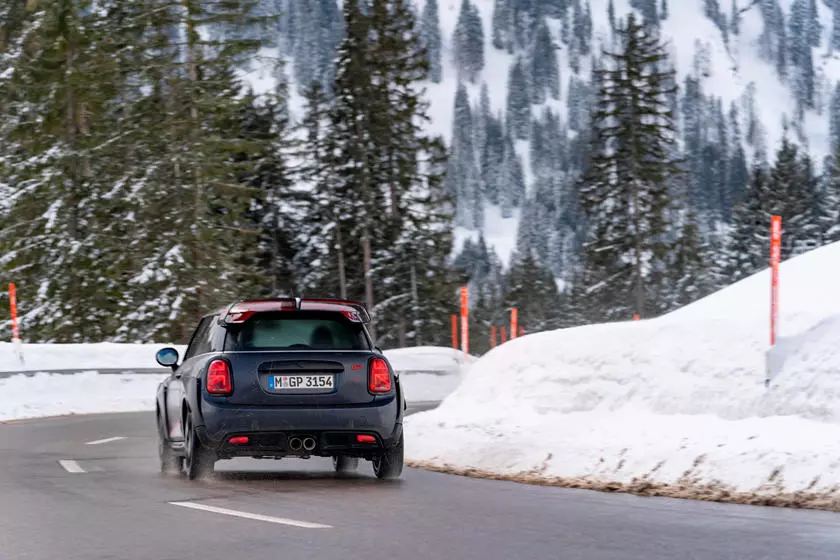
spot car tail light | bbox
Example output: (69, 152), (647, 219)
(368, 358), (392, 393)
(229, 436), (249, 445)
(207, 359), (232, 395)
(356, 434), (376, 443)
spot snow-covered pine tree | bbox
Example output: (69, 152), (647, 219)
(577, 13), (680, 321)
(770, 138), (821, 257)
(830, 82), (840, 149)
(530, 20), (560, 104)
(374, 0), (449, 343)
(453, 0), (485, 83)
(491, 0), (512, 51)
(420, 0), (443, 83)
(608, 0), (616, 29)
(450, 83), (482, 226)
(731, 0), (741, 35)
(664, 211), (714, 310)
(833, 0), (840, 51)
(506, 57), (531, 139)
(822, 143), (840, 242)
(503, 249), (562, 333)
(720, 162), (773, 282)
(727, 102), (749, 212)
(661, 0), (669, 20)
(807, 0), (822, 46)
(128, 0), (277, 341)
(499, 130), (526, 217)
(481, 111), (506, 204)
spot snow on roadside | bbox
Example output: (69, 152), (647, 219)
(405, 242), (840, 505)
(0, 371), (168, 422)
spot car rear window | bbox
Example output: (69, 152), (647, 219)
(224, 311), (369, 351)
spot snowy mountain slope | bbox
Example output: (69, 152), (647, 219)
(404, 240), (840, 500)
(242, 0), (840, 268)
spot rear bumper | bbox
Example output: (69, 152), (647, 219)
(194, 395), (401, 458)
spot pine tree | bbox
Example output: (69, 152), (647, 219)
(506, 57), (531, 140)
(530, 20), (560, 104)
(823, 143), (840, 242)
(833, 0), (840, 51)
(608, 0), (616, 29)
(830, 82), (840, 149)
(807, 0), (822, 46)
(500, 130), (526, 216)
(450, 83), (481, 227)
(503, 249), (562, 333)
(731, 0), (741, 35)
(661, 0), (669, 20)
(578, 14), (680, 321)
(420, 0), (443, 83)
(666, 211), (714, 309)
(770, 137), (821, 256)
(720, 163), (772, 282)
(727, 102), (749, 213)
(453, 0), (485, 83)
(491, 0), (511, 51)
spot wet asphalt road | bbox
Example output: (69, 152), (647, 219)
(2, 408), (840, 560)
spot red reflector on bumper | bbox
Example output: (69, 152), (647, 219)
(356, 435), (376, 443)
(229, 436), (249, 445)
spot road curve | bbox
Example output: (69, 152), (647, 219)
(2, 408), (840, 560)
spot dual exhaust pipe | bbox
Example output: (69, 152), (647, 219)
(288, 436), (316, 452)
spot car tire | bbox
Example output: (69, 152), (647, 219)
(372, 435), (403, 480)
(158, 414), (182, 475)
(333, 456), (359, 473)
(183, 413), (214, 480)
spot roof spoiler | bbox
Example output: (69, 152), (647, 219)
(218, 298), (372, 326)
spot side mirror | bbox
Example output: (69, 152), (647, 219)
(156, 347), (180, 371)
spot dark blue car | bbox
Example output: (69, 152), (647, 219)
(154, 298), (405, 480)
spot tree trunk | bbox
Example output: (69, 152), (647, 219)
(410, 259), (419, 346)
(362, 228), (375, 341)
(336, 222), (347, 299)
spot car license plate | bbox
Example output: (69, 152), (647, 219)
(268, 374), (334, 390)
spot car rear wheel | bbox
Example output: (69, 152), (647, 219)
(372, 435), (403, 480)
(332, 456), (359, 473)
(157, 414), (182, 475)
(183, 414), (215, 480)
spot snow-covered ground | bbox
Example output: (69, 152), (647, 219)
(0, 345), (470, 422)
(405, 242), (840, 505)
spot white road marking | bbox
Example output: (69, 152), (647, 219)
(85, 436), (126, 445)
(168, 501), (333, 529)
(58, 460), (86, 473)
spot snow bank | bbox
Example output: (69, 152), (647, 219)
(0, 371), (168, 422)
(0, 345), (469, 422)
(406, 242), (840, 501)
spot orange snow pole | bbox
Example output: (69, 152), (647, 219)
(519, 325), (525, 337)
(460, 286), (469, 354)
(500, 326), (507, 343)
(770, 216), (782, 346)
(490, 325), (497, 348)
(9, 283), (19, 341)
(451, 314), (458, 349)
(510, 308), (518, 339)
